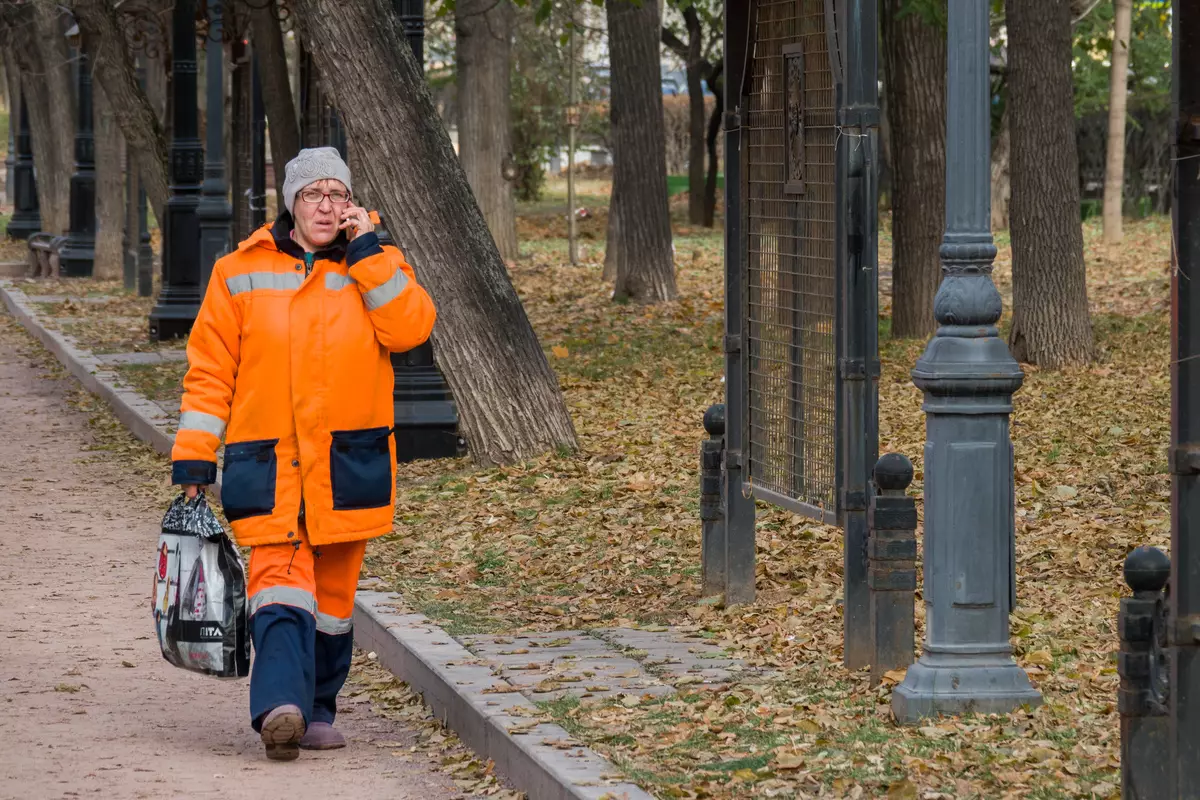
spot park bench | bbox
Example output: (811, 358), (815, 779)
(27, 233), (67, 278)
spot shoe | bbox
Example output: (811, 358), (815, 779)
(299, 721), (346, 750)
(260, 704), (306, 761)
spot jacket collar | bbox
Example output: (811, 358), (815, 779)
(239, 212), (349, 262)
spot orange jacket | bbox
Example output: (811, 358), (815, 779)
(171, 215), (436, 547)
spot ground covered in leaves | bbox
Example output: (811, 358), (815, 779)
(368, 211), (1171, 799)
(6, 192), (1171, 797)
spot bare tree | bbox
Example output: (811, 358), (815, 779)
(661, 12), (722, 227)
(607, 0), (676, 302)
(1008, 0), (1094, 367)
(1, 1), (75, 234)
(881, 0), (945, 338)
(455, 0), (518, 261)
(248, 0), (300, 211)
(92, 85), (124, 278)
(1102, 0), (1132, 244)
(68, 0), (169, 225)
(289, 0), (578, 465)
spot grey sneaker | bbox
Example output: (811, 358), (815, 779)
(260, 704), (306, 761)
(299, 721), (346, 750)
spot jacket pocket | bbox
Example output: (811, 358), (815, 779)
(221, 438), (279, 521)
(329, 426), (393, 511)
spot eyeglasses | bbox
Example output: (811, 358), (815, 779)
(298, 188), (351, 205)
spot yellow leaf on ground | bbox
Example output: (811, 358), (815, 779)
(1027, 649), (1054, 666)
(551, 345), (569, 358)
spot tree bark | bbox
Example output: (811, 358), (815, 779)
(68, 0), (169, 229)
(1008, 0), (1094, 367)
(881, 0), (945, 339)
(1102, 0), (1132, 244)
(248, 0), (300, 210)
(289, 0), (578, 466)
(92, 84), (123, 279)
(3, 1), (74, 234)
(990, 100), (1011, 232)
(455, 0), (518, 262)
(703, 60), (723, 228)
(607, 0), (676, 303)
(683, 8), (705, 226)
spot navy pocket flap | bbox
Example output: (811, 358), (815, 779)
(329, 427), (393, 511)
(221, 438), (279, 521)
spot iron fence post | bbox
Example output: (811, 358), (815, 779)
(838, 0), (881, 671)
(868, 453), (916, 686)
(723, 0), (755, 606)
(1170, 4), (1200, 791)
(1119, 546), (1170, 799)
(891, 0), (1041, 723)
(701, 404), (727, 597)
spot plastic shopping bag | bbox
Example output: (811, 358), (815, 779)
(152, 493), (250, 678)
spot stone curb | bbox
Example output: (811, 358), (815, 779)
(0, 281), (652, 800)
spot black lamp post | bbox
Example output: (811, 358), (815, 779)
(197, 0), (232, 301)
(59, 28), (97, 277)
(9, 91), (41, 240)
(149, 0), (204, 340)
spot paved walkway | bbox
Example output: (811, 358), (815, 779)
(0, 315), (459, 800)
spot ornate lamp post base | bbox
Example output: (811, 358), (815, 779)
(891, 0), (1040, 724)
(893, 652), (1042, 723)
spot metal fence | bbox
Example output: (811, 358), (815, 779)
(744, 0), (840, 522)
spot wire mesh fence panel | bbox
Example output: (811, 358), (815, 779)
(744, 0), (838, 518)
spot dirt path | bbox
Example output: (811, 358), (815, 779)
(0, 316), (460, 800)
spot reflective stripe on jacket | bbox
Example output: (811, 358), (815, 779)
(170, 213), (437, 547)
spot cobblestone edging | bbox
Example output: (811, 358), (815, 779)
(0, 281), (653, 800)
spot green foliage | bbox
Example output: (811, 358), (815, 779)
(897, 0), (948, 31)
(1072, 0), (1172, 116)
(509, 2), (610, 202)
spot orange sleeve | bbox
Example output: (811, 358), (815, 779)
(170, 259), (242, 485)
(345, 233), (437, 353)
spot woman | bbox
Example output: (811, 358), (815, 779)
(171, 147), (436, 760)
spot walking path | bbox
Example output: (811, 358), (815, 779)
(0, 315), (459, 800)
(0, 281), (768, 799)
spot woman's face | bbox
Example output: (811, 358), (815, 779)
(293, 178), (350, 250)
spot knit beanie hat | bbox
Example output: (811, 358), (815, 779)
(282, 146), (353, 216)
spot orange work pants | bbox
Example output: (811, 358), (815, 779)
(245, 522), (367, 730)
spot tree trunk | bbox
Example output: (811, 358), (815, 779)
(289, 0), (578, 466)
(683, 7), (705, 226)
(881, 0), (945, 339)
(603, 175), (619, 281)
(248, 0), (300, 211)
(1008, 0), (1094, 368)
(455, 0), (518, 261)
(1102, 0), (1132, 244)
(4, 2), (74, 234)
(92, 84), (123, 279)
(703, 60), (723, 228)
(991, 99), (1011, 231)
(68, 0), (169, 229)
(607, 0), (676, 303)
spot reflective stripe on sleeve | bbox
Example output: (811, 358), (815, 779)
(178, 410), (226, 439)
(363, 268), (410, 311)
(249, 586), (317, 617)
(316, 611), (354, 636)
(226, 271), (304, 296)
